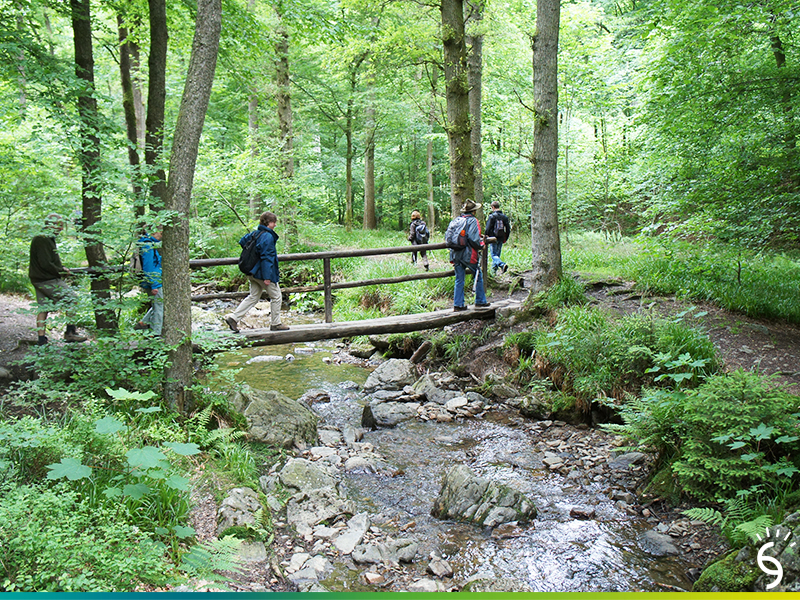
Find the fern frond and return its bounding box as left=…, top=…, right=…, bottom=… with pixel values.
left=732, top=515, right=773, bottom=545
left=682, top=507, right=724, bottom=526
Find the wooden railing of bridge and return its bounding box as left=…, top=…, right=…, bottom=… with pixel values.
left=187, top=240, right=492, bottom=324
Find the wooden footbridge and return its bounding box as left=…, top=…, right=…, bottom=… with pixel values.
left=77, top=238, right=521, bottom=347
left=191, top=238, right=521, bottom=346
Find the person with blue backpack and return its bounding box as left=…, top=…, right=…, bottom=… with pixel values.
left=133, top=228, right=163, bottom=335
left=407, top=210, right=430, bottom=271
left=225, top=211, right=289, bottom=333
left=485, top=200, right=511, bottom=275
left=445, top=199, right=489, bottom=312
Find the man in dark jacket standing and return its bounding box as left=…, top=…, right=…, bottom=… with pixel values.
left=28, top=213, right=86, bottom=345
left=225, top=211, right=289, bottom=332
left=485, top=200, right=511, bottom=275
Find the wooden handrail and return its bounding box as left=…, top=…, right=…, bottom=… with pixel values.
left=70, top=239, right=493, bottom=324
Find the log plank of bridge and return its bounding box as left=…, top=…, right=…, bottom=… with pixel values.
left=234, top=303, right=500, bottom=347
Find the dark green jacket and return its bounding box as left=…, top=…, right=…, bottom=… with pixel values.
left=29, top=235, right=65, bottom=283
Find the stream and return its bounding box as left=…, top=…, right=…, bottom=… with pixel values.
left=220, top=339, right=696, bottom=592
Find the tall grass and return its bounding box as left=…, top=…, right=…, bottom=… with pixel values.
left=564, top=233, right=800, bottom=323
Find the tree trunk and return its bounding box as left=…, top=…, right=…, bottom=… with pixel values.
left=530, top=0, right=562, bottom=292
left=440, top=0, right=474, bottom=218
left=466, top=0, right=484, bottom=217
left=247, top=0, right=260, bottom=220
left=71, top=0, right=116, bottom=331
left=117, top=16, right=144, bottom=222
left=248, top=91, right=260, bottom=219
left=145, top=0, right=168, bottom=209
left=363, top=89, right=377, bottom=230
left=275, top=3, right=297, bottom=249
left=345, top=114, right=354, bottom=231
left=162, top=0, right=221, bottom=413
left=427, top=65, right=438, bottom=229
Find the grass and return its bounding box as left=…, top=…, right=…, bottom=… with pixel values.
left=561, top=232, right=800, bottom=324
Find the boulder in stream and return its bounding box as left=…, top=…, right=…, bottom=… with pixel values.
left=363, top=358, right=416, bottom=392
left=431, top=464, right=537, bottom=528
left=230, top=384, right=318, bottom=449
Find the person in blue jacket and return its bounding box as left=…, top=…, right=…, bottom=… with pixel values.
left=449, top=199, right=490, bottom=312
left=225, top=211, right=290, bottom=332
left=134, top=228, right=163, bottom=335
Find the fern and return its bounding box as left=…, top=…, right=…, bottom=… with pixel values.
left=732, top=515, right=773, bottom=546
left=179, top=536, right=244, bottom=586
left=683, top=506, right=724, bottom=526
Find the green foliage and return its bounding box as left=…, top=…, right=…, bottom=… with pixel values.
left=528, top=306, right=719, bottom=401
left=608, top=370, right=800, bottom=502
left=565, top=235, right=800, bottom=324
left=0, top=484, right=169, bottom=591
left=21, top=333, right=171, bottom=399
left=692, top=549, right=760, bottom=593
left=530, top=275, right=589, bottom=311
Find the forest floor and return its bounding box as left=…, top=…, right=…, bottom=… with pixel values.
left=1, top=274, right=799, bottom=590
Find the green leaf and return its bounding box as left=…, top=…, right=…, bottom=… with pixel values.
left=749, top=423, right=774, bottom=441
left=136, top=406, right=162, bottom=414
left=106, top=387, right=157, bottom=402
left=775, top=435, right=799, bottom=444
left=103, top=486, right=123, bottom=499
left=728, top=441, right=747, bottom=450
left=155, top=526, right=170, bottom=535
left=46, top=457, right=92, bottom=481
left=740, top=453, right=760, bottom=462
left=94, top=415, right=126, bottom=435
left=174, top=525, right=196, bottom=539
left=164, top=442, right=202, bottom=456
left=711, top=434, right=731, bottom=443
left=123, top=482, right=151, bottom=499
left=126, top=446, right=168, bottom=469
left=166, top=475, right=191, bottom=491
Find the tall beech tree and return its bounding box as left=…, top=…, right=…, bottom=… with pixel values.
left=145, top=0, right=168, bottom=209
left=466, top=0, right=485, bottom=213
left=70, top=0, right=115, bottom=330
left=162, top=0, right=221, bottom=412
left=530, top=0, right=562, bottom=291
left=440, top=0, right=474, bottom=217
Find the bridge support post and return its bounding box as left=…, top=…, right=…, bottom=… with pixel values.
left=323, top=257, right=332, bottom=323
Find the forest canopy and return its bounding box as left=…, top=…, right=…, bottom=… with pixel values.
left=0, top=0, right=797, bottom=275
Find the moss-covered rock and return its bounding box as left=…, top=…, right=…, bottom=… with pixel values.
left=693, top=549, right=759, bottom=592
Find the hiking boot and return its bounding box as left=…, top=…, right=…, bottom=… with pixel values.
left=64, top=332, right=87, bottom=343
left=453, top=305, right=468, bottom=312
left=270, top=324, right=290, bottom=331
left=133, top=321, right=149, bottom=330
left=225, top=316, right=239, bottom=333
left=475, top=302, right=491, bottom=308
left=501, top=264, right=509, bottom=274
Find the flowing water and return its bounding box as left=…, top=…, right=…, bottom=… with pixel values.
left=219, top=342, right=695, bottom=592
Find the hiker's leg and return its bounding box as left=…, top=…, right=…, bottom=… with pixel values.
left=232, top=276, right=265, bottom=321
left=265, top=281, right=283, bottom=326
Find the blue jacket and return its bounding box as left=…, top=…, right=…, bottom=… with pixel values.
left=240, top=225, right=279, bottom=282
left=449, top=213, right=483, bottom=264
left=138, top=235, right=162, bottom=290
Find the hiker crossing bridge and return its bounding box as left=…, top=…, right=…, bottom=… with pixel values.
left=190, top=238, right=520, bottom=346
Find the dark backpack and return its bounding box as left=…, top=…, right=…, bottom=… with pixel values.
left=414, top=220, right=430, bottom=244
left=444, top=216, right=469, bottom=249
left=492, top=214, right=510, bottom=243
left=238, top=230, right=264, bottom=275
